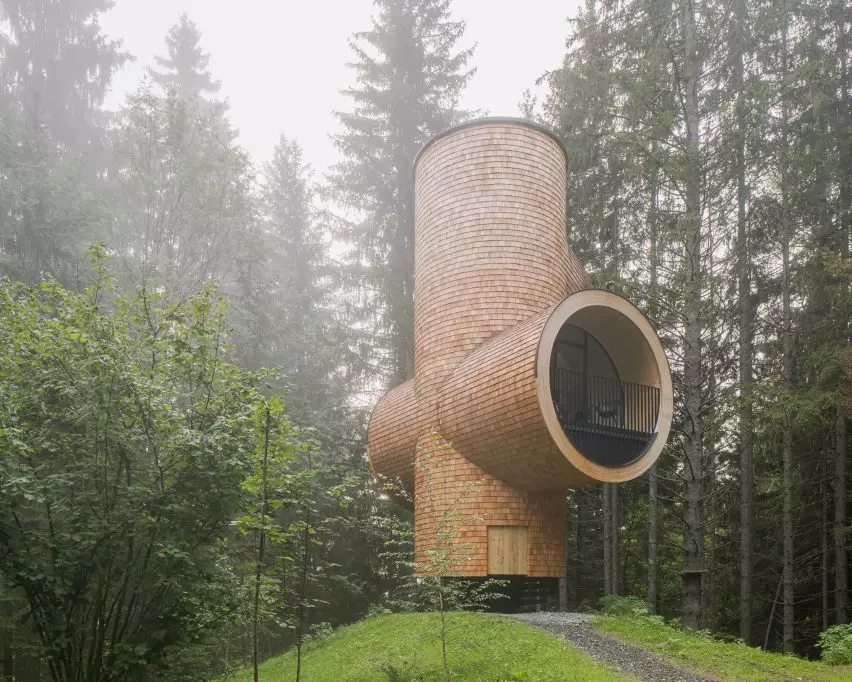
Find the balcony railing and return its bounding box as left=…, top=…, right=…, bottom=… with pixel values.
left=552, top=368, right=661, bottom=466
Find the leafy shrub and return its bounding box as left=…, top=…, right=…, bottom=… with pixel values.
left=307, top=622, right=335, bottom=641
left=597, top=595, right=649, bottom=616
left=818, top=624, right=852, bottom=665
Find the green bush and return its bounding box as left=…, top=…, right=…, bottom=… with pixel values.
left=818, top=624, right=852, bottom=665
left=597, top=595, right=649, bottom=616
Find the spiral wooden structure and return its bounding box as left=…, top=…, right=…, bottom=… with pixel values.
left=367, top=119, right=673, bottom=579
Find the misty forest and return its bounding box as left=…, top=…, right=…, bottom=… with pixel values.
left=0, top=0, right=850, bottom=681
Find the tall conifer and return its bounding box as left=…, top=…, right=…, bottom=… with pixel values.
left=147, top=14, right=222, bottom=103
left=330, top=0, right=475, bottom=386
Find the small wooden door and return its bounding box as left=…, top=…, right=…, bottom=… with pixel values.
left=487, top=526, right=528, bottom=575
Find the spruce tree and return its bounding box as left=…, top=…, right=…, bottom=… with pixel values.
left=0, top=0, right=127, bottom=154
left=329, top=0, right=475, bottom=386
left=245, top=135, right=337, bottom=420
left=147, top=13, right=222, bottom=103
left=0, top=0, right=127, bottom=283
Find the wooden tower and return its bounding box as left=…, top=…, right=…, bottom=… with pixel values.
left=367, top=119, right=673, bottom=581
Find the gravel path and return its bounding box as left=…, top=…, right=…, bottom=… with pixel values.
left=507, top=612, right=716, bottom=682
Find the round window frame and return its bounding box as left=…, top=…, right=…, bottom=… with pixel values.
left=535, top=290, right=673, bottom=482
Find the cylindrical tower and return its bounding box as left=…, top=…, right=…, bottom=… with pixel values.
left=367, top=118, right=673, bottom=591
left=413, top=120, right=589, bottom=412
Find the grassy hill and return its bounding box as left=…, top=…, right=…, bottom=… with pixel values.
left=225, top=611, right=852, bottom=682
left=596, top=614, right=852, bottom=682
left=225, top=612, right=628, bottom=681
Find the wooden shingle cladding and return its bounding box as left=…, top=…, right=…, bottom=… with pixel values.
left=366, top=379, right=419, bottom=497
left=412, top=122, right=589, bottom=405
left=439, top=306, right=595, bottom=491
left=414, top=433, right=565, bottom=578
left=367, top=119, right=673, bottom=578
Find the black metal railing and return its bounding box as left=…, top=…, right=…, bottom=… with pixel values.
left=552, top=368, right=661, bottom=466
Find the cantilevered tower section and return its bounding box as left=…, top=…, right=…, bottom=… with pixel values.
left=367, top=119, right=672, bottom=580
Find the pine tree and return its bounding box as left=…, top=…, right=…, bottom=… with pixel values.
left=0, top=0, right=127, bottom=154
left=147, top=13, right=222, bottom=103
left=0, top=0, right=127, bottom=282
left=330, top=0, right=475, bottom=386
left=244, top=135, right=338, bottom=420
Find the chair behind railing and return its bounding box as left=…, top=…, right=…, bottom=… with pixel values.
left=552, top=368, right=661, bottom=465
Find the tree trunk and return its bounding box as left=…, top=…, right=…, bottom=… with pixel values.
left=603, top=484, right=612, bottom=596
left=781, top=187, right=795, bottom=652
left=611, top=484, right=620, bottom=595
left=835, top=405, right=848, bottom=624
left=252, top=409, right=272, bottom=682
left=833, top=0, right=850, bottom=626
left=648, top=464, right=659, bottom=614
left=780, top=11, right=795, bottom=652
left=3, top=644, right=12, bottom=682
left=705, top=217, right=718, bottom=628
left=731, top=0, right=754, bottom=645
left=647, top=162, right=659, bottom=616
left=571, top=493, right=581, bottom=608
left=680, top=0, right=705, bottom=630
left=822, top=475, right=830, bottom=630
left=764, top=572, right=783, bottom=650
left=295, top=450, right=313, bottom=682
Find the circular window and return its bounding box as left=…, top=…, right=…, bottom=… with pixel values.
left=550, top=323, right=659, bottom=467
left=536, top=290, right=672, bottom=478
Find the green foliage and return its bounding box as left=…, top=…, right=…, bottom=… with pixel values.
left=597, top=595, right=650, bottom=617
left=0, top=253, right=296, bottom=680
left=225, top=612, right=627, bottom=681
left=111, top=85, right=251, bottom=298
left=538, top=0, right=851, bottom=647
left=818, top=625, right=852, bottom=665
left=595, top=614, right=852, bottom=681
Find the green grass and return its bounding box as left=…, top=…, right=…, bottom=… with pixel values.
left=226, top=612, right=631, bottom=681
left=594, top=615, right=852, bottom=682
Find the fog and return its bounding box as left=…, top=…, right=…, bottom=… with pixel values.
left=102, top=0, right=578, bottom=171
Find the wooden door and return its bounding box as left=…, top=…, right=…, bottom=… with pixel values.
left=487, top=526, right=528, bottom=575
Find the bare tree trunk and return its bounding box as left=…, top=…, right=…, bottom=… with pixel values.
left=439, top=590, right=448, bottom=675
left=780, top=12, right=795, bottom=651
left=571, top=493, right=580, bottom=608
left=835, top=406, right=848, bottom=624
left=704, top=209, right=718, bottom=629
left=731, top=0, right=754, bottom=645
left=648, top=164, right=660, bottom=616
left=705, top=428, right=716, bottom=628
left=648, top=465, right=659, bottom=614
left=680, top=0, right=705, bottom=630
left=611, top=484, right=620, bottom=595
left=764, top=572, right=783, bottom=650
left=781, top=188, right=795, bottom=652
left=561, top=497, right=570, bottom=611
left=3, top=644, right=12, bottom=682
left=603, top=484, right=612, bottom=596
left=822, top=475, right=830, bottom=630
left=295, top=450, right=313, bottom=682
left=252, top=409, right=272, bottom=682
left=833, top=0, right=850, bottom=629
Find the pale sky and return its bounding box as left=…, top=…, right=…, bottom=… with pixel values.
left=102, top=0, right=577, bottom=175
